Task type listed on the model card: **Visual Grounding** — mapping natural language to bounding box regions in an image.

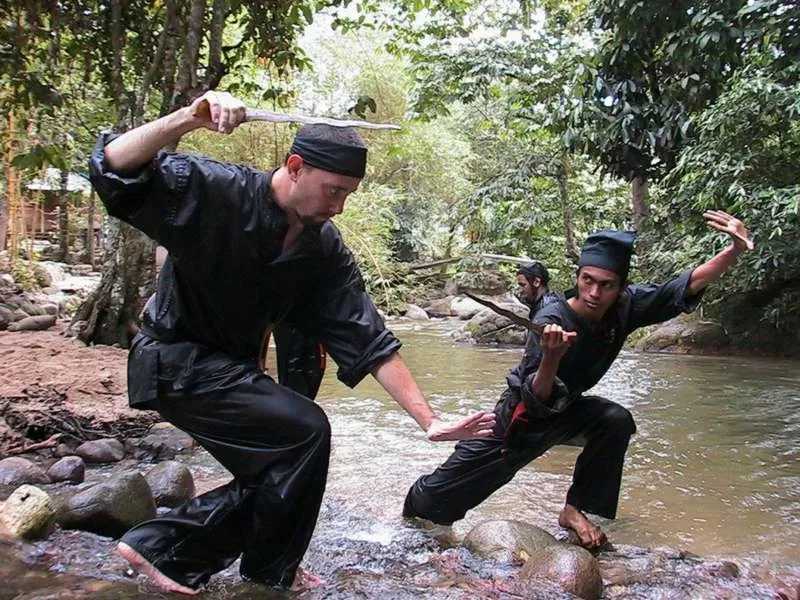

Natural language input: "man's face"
[572,266,622,320]
[288,159,361,226]
[516,274,537,304]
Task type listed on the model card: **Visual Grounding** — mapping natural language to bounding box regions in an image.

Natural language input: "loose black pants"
[121,335,331,589]
[403,388,636,525]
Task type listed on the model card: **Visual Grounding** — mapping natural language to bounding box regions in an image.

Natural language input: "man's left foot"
[558,504,608,549]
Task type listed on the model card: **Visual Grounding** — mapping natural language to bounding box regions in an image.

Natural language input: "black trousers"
[121,335,331,589]
[403,389,636,525]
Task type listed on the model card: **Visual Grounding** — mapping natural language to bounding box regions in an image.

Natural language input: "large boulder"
[0,485,55,539]
[424,296,456,317]
[404,304,430,320]
[458,303,529,345]
[637,314,730,354]
[454,270,508,296]
[451,296,485,320]
[60,471,156,538]
[463,519,558,562]
[515,544,603,600]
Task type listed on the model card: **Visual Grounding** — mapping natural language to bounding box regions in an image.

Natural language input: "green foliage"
[334,183,407,312]
[647,59,800,339]
[568,0,798,182]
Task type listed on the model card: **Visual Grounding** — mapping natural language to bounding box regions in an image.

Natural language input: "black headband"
[289,136,367,179]
[579,230,636,282]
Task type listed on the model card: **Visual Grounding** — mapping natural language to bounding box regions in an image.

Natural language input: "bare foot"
[290,567,325,592]
[117,542,200,596]
[558,504,608,549]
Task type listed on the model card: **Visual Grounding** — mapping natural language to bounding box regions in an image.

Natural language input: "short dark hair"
[518,261,550,285]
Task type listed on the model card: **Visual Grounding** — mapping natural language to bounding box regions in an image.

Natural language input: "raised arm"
[104,91,246,175]
[531,325,577,402]
[688,210,754,296]
[372,353,496,441]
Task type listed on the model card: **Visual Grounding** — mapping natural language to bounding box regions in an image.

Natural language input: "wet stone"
[126,423,196,461]
[60,471,156,538]
[0,457,50,486]
[516,544,603,600]
[74,438,125,463]
[46,456,85,483]
[144,460,195,508]
[464,519,559,563]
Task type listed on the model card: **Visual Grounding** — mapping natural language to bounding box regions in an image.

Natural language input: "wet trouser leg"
[121,371,331,589]
[403,392,635,524]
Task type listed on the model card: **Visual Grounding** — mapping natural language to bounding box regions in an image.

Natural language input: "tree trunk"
[58,169,69,262]
[109,0,129,129]
[0,193,7,252]
[557,153,579,263]
[631,174,649,232]
[85,190,95,267]
[72,221,156,348]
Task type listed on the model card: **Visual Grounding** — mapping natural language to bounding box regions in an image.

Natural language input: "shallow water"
[305,318,799,565]
[4,317,799,598]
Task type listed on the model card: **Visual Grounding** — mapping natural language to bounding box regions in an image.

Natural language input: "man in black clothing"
[516,261,559,318]
[90,90,495,595]
[404,212,752,548]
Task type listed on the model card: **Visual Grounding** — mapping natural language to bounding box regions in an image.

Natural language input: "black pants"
[121,335,331,589]
[403,389,636,525]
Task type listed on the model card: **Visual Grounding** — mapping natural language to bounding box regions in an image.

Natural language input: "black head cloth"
[289,124,367,178]
[578,230,636,282]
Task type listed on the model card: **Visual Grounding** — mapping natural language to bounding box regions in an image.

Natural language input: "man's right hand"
[425,412,497,442]
[189,91,247,135]
[540,323,577,361]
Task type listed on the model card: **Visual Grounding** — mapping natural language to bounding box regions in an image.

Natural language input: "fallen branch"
[6,433,61,456]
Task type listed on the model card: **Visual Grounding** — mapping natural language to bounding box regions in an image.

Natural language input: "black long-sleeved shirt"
[89,134,400,393]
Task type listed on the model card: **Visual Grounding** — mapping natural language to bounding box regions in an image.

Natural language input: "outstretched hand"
[190,90,247,135]
[704,210,754,252]
[426,411,496,442]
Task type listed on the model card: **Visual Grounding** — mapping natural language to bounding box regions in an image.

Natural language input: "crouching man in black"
[89,90,496,594]
[404,212,752,547]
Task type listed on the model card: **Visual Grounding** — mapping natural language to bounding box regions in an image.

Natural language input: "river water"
[305,318,799,564]
[5,317,798,598]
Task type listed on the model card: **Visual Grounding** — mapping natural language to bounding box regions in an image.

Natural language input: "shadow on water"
[3,319,799,598]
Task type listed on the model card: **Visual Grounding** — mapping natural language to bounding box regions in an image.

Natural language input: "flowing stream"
[4,317,798,599]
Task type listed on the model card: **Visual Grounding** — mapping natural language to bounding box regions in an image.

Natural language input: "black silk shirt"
[89,134,400,392]
[507,270,703,402]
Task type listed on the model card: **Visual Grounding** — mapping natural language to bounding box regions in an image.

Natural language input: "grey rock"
[126,424,196,461]
[60,471,156,538]
[46,456,85,483]
[74,438,125,463]
[516,544,603,600]
[424,296,456,317]
[145,461,195,508]
[0,457,50,486]
[464,519,558,562]
[404,304,430,320]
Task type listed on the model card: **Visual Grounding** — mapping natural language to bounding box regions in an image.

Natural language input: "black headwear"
[578,230,636,282]
[518,262,550,285]
[289,125,367,178]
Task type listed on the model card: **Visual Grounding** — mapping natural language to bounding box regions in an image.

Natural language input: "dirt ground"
[0,321,157,453]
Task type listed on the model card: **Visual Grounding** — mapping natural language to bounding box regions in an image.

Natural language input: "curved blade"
[245,108,401,130]
[464,292,544,335]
